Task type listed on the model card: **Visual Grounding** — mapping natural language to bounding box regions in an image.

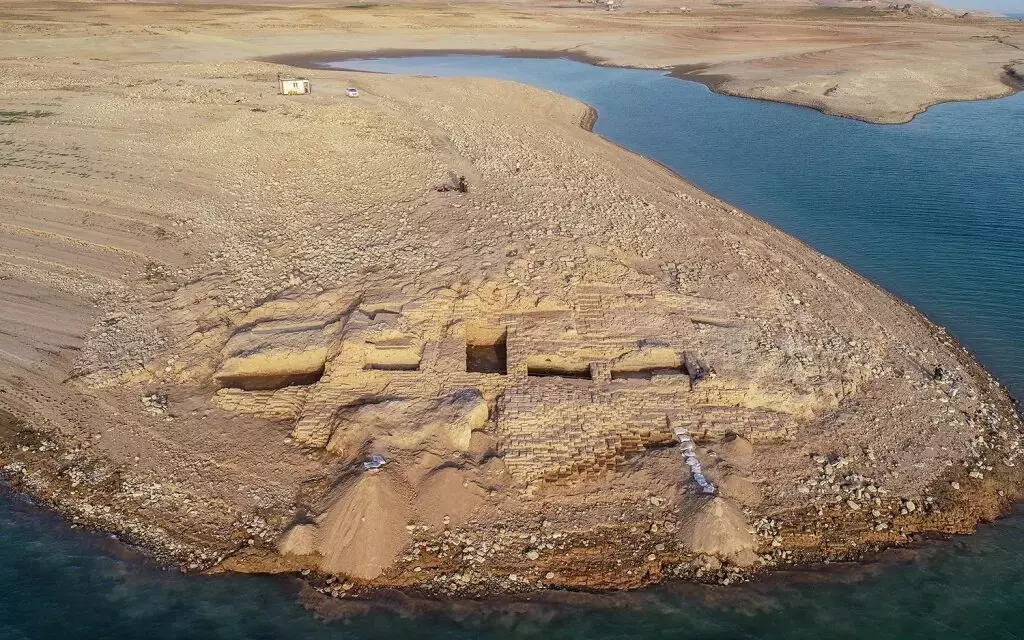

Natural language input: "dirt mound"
[716,435,754,469]
[280,470,413,580]
[414,466,486,527]
[678,496,758,566]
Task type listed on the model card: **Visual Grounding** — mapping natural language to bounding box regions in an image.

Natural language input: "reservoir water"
[3,56,1024,639]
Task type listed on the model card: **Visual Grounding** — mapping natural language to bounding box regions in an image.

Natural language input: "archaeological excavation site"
[212,282,798,578]
[1,42,1022,597]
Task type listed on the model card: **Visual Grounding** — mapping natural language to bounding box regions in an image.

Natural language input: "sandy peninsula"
[0,1,1022,596]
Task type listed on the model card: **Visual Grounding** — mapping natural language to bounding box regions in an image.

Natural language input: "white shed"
[279,77,311,95]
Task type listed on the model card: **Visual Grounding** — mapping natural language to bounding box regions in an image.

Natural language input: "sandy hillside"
[0,2,1022,595]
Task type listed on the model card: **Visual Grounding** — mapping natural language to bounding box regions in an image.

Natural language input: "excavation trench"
[217,366,325,391]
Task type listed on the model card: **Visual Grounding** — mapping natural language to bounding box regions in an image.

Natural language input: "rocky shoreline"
[2,160,1021,597]
[2,0,1023,602]
[3,373,1022,599]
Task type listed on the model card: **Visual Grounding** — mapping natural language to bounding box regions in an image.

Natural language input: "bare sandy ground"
[0,1,1022,595]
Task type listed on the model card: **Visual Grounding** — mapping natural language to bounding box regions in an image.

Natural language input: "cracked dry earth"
[1,55,1022,597]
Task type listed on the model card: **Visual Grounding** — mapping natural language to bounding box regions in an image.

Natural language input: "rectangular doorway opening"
[466,328,507,374]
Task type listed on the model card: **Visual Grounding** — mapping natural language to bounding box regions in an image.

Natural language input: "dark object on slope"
[436,171,468,193]
[683,351,714,389]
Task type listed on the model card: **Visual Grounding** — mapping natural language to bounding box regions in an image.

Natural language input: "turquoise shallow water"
[3,56,1024,638]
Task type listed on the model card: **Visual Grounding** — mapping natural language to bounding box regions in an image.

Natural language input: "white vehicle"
[345,87,359,98]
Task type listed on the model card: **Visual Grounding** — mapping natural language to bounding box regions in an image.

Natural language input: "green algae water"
[3,56,1024,638]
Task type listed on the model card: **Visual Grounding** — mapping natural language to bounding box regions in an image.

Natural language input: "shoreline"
[302,504,1024,619]
[164,52,1024,593]
[4,461,1023,623]
[5,404,1022,599]
[2,1,1024,601]
[263,47,1024,126]
[5,57,1022,598]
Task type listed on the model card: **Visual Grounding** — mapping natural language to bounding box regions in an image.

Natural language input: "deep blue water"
[3,56,1024,638]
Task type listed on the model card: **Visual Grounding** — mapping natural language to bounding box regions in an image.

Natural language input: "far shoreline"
[261,48,1024,126]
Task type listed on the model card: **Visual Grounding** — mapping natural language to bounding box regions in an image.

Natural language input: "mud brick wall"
[496,385,673,482]
[214,387,308,421]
